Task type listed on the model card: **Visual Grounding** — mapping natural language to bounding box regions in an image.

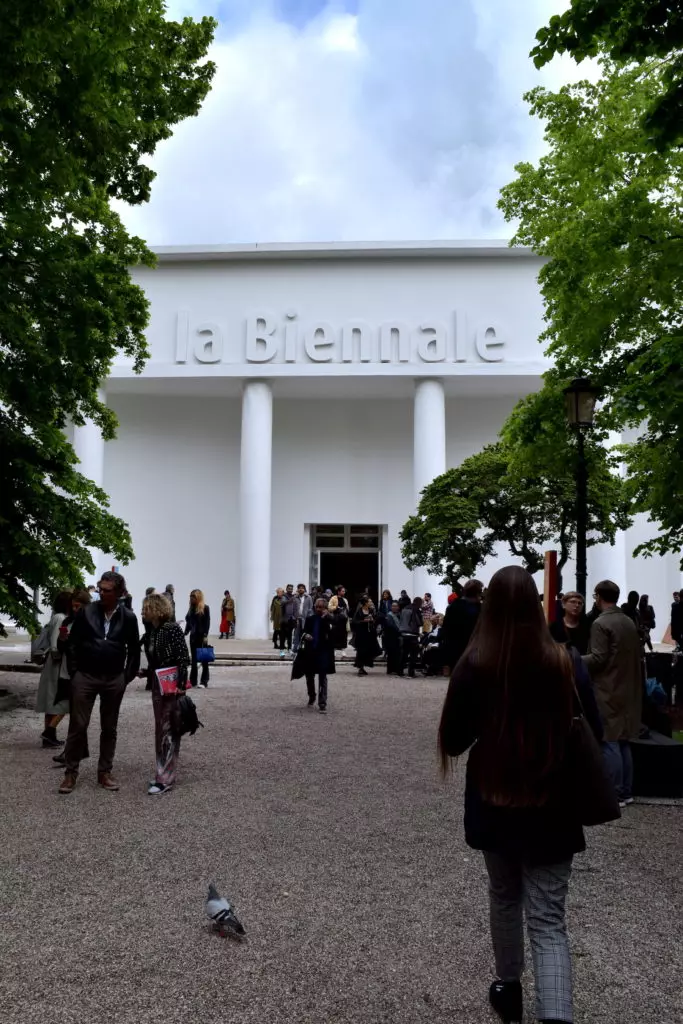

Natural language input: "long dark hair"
[638,594,649,614]
[438,566,574,807]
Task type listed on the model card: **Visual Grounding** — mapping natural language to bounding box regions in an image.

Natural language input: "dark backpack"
[176,694,204,737]
[30,623,52,664]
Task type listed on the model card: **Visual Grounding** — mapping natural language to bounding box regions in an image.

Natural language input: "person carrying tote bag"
[439,565,608,1024]
[143,593,191,794]
[185,589,211,688]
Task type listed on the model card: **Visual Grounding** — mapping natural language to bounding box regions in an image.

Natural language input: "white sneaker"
[148,783,172,795]
[624,797,635,806]
[619,800,627,809]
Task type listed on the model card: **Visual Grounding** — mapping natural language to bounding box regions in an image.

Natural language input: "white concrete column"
[239,381,273,638]
[73,399,106,584]
[412,378,449,610]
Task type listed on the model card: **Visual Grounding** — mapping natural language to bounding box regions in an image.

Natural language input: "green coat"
[270,595,283,631]
[583,607,642,742]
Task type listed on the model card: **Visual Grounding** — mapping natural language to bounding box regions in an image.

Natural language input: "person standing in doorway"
[440,579,483,673]
[36,591,72,748]
[637,594,655,652]
[185,589,211,687]
[293,597,335,713]
[270,587,284,648]
[279,584,299,659]
[378,589,393,618]
[334,585,350,618]
[399,596,423,678]
[327,589,349,659]
[293,583,313,655]
[583,580,642,808]
[352,595,380,676]
[163,584,176,622]
[58,572,140,794]
[220,590,235,639]
[439,566,602,1024]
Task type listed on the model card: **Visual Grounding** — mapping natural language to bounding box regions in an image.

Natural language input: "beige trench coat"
[583,607,642,742]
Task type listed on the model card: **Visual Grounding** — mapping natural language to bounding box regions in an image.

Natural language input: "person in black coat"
[185,589,211,687]
[291,598,336,713]
[439,579,483,671]
[439,566,602,1024]
[383,601,403,675]
[352,596,381,676]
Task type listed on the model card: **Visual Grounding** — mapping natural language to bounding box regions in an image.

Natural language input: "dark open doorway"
[319,552,379,607]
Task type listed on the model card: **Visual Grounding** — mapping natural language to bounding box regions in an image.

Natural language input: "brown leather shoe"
[98,772,119,791]
[58,773,77,795]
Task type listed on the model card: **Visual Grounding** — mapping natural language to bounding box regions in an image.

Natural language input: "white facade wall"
[104,392,520,620]
[83,242,681,637]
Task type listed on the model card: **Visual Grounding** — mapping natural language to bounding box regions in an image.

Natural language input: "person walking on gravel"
[292,597,335,713]
[58,572,140,795]
[439,565,603,1024]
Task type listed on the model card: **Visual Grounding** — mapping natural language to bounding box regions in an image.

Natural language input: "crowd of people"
[33,575,219,796]
[31,563,669,1024]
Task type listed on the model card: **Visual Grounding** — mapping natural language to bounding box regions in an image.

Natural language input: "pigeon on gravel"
[206,883,246,940]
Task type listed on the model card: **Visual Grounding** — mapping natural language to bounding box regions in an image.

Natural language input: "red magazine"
[155,666,179,695]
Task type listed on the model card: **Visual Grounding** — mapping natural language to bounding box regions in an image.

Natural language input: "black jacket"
[67,603,140,683]
[185,606,210,641]
[549,616,591,655]
[291,613,336,678]
[440,598,480,669]
[440,649,603,864]
[143,622,191,686]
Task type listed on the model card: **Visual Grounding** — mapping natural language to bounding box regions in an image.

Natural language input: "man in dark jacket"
[440,579,483,672]
[292,583,313,655]
[59,571,140,795]
[292,598,335,713]
[279,584,299,657]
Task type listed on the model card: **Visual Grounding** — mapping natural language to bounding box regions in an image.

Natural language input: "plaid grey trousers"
[483,852,574,1023]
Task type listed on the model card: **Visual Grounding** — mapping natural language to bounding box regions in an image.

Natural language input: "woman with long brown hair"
[439,566,602,1024]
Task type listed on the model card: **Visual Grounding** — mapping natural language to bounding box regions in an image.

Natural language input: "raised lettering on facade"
[175,309,506,364]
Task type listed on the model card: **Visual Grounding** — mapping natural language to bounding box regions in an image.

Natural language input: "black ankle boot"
[489,980,523,1023]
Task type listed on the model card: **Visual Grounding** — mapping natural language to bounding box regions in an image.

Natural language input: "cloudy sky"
[120,1,585,245]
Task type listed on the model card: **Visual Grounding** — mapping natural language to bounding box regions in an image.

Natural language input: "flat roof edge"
[148,240,538,263]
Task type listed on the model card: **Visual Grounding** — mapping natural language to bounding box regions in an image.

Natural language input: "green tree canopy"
[1,1,216,631]
[499,58,683,562]
[400,423,630,587]
[532,1,683,148]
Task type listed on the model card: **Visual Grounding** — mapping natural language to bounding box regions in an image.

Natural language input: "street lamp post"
[563,378,600,599]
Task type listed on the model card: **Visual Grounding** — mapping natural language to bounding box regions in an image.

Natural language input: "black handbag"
[566,689,621,827]
[176,695,204,737]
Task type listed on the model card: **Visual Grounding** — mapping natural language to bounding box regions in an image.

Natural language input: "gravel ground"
[0,667,681,1024]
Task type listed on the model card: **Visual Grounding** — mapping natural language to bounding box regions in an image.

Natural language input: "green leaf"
[0,1,216,633]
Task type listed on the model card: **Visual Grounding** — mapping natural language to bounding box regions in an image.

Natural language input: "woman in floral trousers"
[142,593,190,795]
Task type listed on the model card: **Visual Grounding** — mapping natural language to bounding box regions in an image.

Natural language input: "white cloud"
[119,1,593,244]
